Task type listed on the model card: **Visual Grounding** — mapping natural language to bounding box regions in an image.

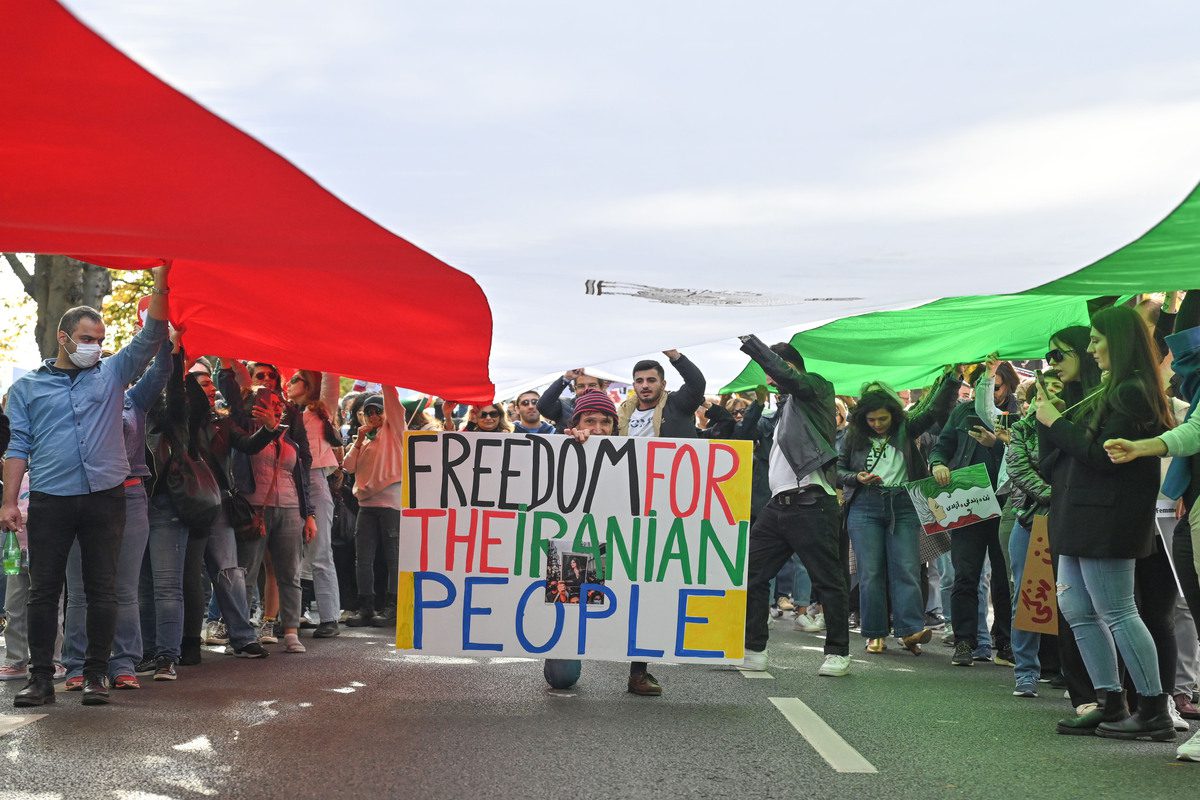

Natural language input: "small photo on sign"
[544,545,606,605]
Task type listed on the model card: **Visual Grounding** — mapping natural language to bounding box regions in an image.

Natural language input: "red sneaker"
[64,676,85,691]
[113,674,141,690]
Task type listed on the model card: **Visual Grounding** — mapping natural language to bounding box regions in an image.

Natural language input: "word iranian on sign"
[396,432,751,664]
[904,463,1002,535]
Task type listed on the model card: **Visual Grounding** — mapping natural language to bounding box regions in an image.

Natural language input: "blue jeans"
[301,468,340,622]
[846,488,925,638]
[1057,555,1162,696]
[63,483,150,678]
[543,659,647,689]
[770,555,812,605]
[204,508,257,648]
[1007,520,1039,684]
[139,493,189,662]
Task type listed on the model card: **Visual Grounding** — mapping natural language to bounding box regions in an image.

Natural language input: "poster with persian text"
[396,432,751,664]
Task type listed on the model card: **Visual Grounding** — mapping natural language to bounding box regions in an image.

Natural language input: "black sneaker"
[233,642,269,659]
[153,659,178,681]
[134,657,157,676]
[952,641,975,667]
[312,621,340,639]
[994,643,1015,667]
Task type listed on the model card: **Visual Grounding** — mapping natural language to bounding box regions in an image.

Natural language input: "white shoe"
[1178,728,1200,762]
[0,663,28,681]
[739,650,767,672]
[818,654,851,677]
[282,634,306,654]
[795,612,826,633]
[1169,701,1190,732]
[1075,702,1098,716]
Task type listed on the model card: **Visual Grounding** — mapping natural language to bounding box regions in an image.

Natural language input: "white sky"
[45,2,1200,391]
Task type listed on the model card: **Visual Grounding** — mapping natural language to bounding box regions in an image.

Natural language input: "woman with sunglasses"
[217,363,317,654]
[838,368,963,655]
[342,390,408,628]
[468,403,512,434]
[1035,307,1176,740]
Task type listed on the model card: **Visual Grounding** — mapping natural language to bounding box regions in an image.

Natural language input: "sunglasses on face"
[518,399,538,406]
[363,407,382,417]
[479,411,501,419]
[1045,348,1074,363]
[254,371,278,381]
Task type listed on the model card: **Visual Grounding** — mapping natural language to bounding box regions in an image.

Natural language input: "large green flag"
[723,185,1200,396]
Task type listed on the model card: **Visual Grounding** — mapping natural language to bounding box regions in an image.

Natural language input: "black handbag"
[165,442,222,530]
[225,489,265,542]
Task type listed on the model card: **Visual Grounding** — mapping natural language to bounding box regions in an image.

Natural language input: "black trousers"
[745,493,849,655]
[354,506,399,602]
[26,487,125,678]
[1172,517,1200,629]
[950,516,1012,648]
[1134,536,1178,701]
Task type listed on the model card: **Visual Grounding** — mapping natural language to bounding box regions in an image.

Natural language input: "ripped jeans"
[1057,555,1162,697]
[200,507,257,649]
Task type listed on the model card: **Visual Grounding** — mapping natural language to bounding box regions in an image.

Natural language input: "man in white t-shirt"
[616,350,705,438]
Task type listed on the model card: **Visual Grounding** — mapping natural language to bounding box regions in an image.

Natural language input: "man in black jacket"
[536,370,608,433]
[929,401,1013,667]
[736,335,851,677]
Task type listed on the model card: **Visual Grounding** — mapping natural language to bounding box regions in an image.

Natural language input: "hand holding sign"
[932,464,951,486]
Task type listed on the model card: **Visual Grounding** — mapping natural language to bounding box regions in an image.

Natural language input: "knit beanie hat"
[571,390,618,424]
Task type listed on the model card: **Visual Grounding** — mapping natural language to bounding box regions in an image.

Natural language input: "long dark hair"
[844,390,906,452]
[1077,306,1173,435]
[1048,325,1102,406]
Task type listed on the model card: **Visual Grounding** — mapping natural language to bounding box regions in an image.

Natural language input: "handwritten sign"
[1014,515,1057,634]
[396,432,752,664]
[904,463,1001,535]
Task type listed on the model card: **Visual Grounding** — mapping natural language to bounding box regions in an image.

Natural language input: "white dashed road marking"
[0,713,46,737]
[738,670,775,679]
[769,697,877,774]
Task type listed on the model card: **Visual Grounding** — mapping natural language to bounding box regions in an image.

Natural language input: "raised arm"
[128,336,175,412]
[110,265,171,386]
[664,350,706,414]
[909,368,963,439]
[738,334,822,399]
[537,375,573,424]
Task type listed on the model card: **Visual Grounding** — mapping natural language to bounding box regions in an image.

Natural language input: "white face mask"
[66,334,102,368]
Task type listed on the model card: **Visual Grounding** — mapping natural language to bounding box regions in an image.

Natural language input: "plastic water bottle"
[2,530,20,576]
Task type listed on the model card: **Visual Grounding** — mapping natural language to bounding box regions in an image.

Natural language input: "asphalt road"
[0,619,1195,799]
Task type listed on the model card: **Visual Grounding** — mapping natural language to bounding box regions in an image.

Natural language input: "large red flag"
[0,0,494,402]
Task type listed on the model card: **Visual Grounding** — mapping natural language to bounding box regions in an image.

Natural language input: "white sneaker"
[1075,702,1098,716]
[52,663,67,681]
[818,654,852,677]
[795,612,826,633]
[739,650,767,671]
[282,634,306,654]
[1178,728,1200,762]
[1169,701,1190,732]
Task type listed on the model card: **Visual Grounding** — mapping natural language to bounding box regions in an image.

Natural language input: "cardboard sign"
[904,463,1001,534]
[395,432,752,664]
[1014,515,1057,634]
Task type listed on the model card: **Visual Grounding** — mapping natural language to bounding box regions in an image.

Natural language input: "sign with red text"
[396,432,751,664]
[1014,515,1057,634]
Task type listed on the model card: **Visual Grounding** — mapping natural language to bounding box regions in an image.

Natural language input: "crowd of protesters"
[0,266,1197,761]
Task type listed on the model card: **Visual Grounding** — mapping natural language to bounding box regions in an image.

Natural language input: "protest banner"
[904,463,1001,535]
[1014,515,1057,634]
[395,432,752,664]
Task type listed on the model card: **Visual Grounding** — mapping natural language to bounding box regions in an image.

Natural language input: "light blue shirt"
[5,316,167,496]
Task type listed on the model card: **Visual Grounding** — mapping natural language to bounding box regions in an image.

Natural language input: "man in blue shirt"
[2,263,171,707]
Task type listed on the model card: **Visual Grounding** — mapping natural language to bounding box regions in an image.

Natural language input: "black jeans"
[950,516,1012,648]
[1172,517,1200,627]
[354,507,400,601]
[745,493,849,656]
[26,487,126,678]
[1134,535,1178,701]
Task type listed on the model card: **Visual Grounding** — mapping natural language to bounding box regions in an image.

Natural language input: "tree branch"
[2,252,33,296]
